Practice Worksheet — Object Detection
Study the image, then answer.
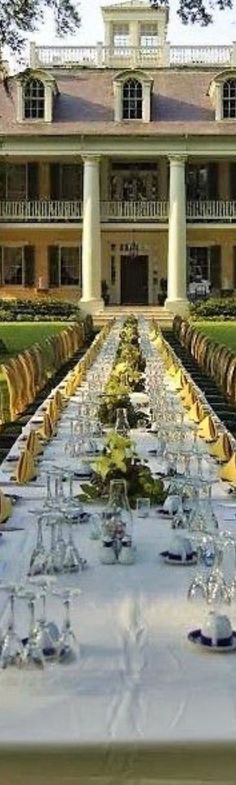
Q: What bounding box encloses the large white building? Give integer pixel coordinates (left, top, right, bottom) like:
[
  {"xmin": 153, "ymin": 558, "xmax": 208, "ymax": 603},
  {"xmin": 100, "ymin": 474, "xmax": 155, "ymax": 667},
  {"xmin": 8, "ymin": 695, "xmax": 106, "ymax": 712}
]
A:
[{"xmin": 0, "ymin": 0, "xmax": 236, "ymax": 314}]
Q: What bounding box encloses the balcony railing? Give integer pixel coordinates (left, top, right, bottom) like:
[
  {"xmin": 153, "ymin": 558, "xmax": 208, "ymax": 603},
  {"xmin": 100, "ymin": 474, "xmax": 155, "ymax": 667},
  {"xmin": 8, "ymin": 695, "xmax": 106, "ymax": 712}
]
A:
[
  {"xmin": 30, "ymin": 42, "xmax": 233, "ymax": 69},
  {"xmin": 1, "ymin": 199, "xmax": 236, "ymax": 223},
  {"xmin": 187, "ymin": 200, "xmax": 236, "ymax": 221},
  {"xmin": 100, "ymin": 200, "xmax": 169, "ymax": 221},
  {"xmin": 0, "ymin": 200, "xmax": 83, "ymax": 222}
]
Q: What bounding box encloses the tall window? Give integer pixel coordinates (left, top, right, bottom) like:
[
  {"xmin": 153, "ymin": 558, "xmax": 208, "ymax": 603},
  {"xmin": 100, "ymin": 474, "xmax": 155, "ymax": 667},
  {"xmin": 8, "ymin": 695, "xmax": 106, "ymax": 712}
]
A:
[
  {"xmin": 113, "ymin": 24, "xmax": 130, "ymax": 49},
  {"xmin": 49, "ymin": 246, "xmax": 82, "ymax": 287},
  {"xmin": 140, "ymin": 23, "xmax": 158, "ymax": 48},
  {"xmin": 122, "ymin": 79, "xmax": 142, "ymax": 120},
  {"xmin": 0, "ymin": 246, "xmax": 35, "ymax": 286},
  {"xmin": 223, "ymin": 79, "xmax": 236, "ymax": 119},
  {"xmin": 23, "ymin": 79, "xmax": 45, "ymax": 120}
]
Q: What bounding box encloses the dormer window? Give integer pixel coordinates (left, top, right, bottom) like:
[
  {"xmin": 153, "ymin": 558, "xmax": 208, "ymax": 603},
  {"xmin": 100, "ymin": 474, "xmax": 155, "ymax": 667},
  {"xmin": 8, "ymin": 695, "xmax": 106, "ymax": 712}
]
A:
[
  {"xmin": 208, "ymin": 71, "xmax": 236, "ymax": 121},
  {"xmin": 122, "ymin": 79, "xmax": 142, "ymax": 120},
  {"xmin": 114, "ymin": 70, "xmax": 152, "ymax": 123},
  {"xmin": 16, "ymin": 69, "xmax": 58, "ymax": 123},
  {"xmin": 223, "ymin": 79, "xmax": 236, "ymax": 119},
  {"xmin": 23, "ymin": 78, "xmax": 45, "ymax": 119}
]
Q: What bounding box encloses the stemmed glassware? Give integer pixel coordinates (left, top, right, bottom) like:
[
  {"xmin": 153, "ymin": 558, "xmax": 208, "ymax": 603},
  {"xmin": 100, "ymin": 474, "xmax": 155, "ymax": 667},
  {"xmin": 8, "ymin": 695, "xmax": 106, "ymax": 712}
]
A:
[
  {"xmin": 18, "ymin": 587, "xmax": 45, "ymax": 668},
  {"xmin": 53, "ymin": 588, "xmax": 80, "ymax": 663},
  {"xmin": 0, "ymin": 584, "xmax": 24, "ymax": 668}
]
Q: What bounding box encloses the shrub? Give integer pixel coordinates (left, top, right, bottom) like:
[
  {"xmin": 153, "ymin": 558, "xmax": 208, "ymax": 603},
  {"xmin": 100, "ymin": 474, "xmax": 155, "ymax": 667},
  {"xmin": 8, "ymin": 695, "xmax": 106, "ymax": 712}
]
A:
[
  {"xmin": 0, "ymin": 298, "xmax": 86, "ymax": 323},
  {"xmin": 190, "ymin": 297, "xmax": 236, "ymax": 321}
]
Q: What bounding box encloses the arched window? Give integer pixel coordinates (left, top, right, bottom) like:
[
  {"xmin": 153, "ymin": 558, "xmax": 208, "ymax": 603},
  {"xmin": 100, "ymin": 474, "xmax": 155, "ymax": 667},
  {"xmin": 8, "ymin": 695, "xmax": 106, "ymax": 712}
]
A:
[
  {"xmin": 223, "ymin": 79, "xmax": 236, "ymax": 119},
  {"xmin": 122, "ymin": 79, "xmax": 142, "ymax": 120},
  {"xmin": 23, "ymin": 79, "xmax": 45, "ymax": 119}
]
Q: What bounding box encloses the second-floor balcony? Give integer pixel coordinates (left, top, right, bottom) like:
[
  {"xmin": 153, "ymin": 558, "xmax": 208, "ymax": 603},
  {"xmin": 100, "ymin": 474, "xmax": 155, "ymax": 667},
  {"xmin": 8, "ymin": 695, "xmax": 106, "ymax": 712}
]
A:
[{"xmin": 1, "ymin": 199, "xmax": 236, "ymax": 224}]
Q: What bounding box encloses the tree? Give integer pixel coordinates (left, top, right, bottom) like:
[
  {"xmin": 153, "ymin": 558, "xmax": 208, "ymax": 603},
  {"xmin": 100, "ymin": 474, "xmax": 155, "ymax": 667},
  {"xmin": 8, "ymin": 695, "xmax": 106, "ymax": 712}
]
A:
[
  {"xmin": 150, "ymin": 0, "xmax": 233, "ymax": 26},
  {"xmin": 0, "ymin": 0, "xmax": 80, "ymax": 55}
]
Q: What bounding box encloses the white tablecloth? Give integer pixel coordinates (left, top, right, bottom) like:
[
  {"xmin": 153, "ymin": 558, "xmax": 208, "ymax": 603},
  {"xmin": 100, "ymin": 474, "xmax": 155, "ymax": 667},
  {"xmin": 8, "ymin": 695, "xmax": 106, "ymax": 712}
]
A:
[{"xmin": 1, "ymin": 376, "xmax": 236, "ymax": 783}]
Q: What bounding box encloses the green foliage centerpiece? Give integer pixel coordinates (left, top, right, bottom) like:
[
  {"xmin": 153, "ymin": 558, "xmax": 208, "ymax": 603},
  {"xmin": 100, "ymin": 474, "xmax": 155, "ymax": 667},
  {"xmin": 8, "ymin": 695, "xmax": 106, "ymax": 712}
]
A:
[{"xmin": 80, "ymin": 432, "xmax": 166, "ymax": 508}]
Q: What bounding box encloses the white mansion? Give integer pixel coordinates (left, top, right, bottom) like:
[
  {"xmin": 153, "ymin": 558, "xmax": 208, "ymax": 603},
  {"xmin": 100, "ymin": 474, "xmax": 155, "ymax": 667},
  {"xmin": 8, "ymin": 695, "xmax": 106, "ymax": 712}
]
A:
[{"xmin": 0, "ymin": 0, "xmax": 236, "ymax": 314}]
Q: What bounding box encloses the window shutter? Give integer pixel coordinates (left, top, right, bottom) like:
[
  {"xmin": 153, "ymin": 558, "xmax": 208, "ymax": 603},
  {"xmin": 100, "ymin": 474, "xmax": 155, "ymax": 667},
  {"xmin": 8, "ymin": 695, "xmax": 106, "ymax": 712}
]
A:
[
  {"xmin": 48, "ymin": 246, "xmax": 59, "ymax": 287},
  {"xmin": 28, "ymin": 163, "xmax": 39, "ymax": 199},
  {"xmin": 210, "ymin": 245, "xmax": 221, "ymax": 290},
  {"xmin": 24, "ymin": 246, "xmax": 35, "ymax": 287},
  {"xmin": 0, "ymin": 166, "xmax": 6, "ymax": 199},
  {"xmin": 233, "ymin": 247, "xmax": 236, "ymax": 289},
  {"xmin": 230, "ymin": 163, "xmax": 236, "ymax": 199},
  {"xmin": 0, "ymin": 248, "xmax": 2, "ymax": 286},
  {"xmin": 208, "ymin": 162, "xmax": 218, "ymax": 199},
  {"xmin": 50, "ymin": 164, "xmax": 60, "ymax": 199}
]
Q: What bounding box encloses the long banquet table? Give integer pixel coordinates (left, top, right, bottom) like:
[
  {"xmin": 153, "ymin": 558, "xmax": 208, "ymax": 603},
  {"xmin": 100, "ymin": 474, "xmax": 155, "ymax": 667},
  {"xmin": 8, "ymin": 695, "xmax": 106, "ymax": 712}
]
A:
[{"xmin": 0, "ymin": 324, "xmax": 236, "ymax": 783}]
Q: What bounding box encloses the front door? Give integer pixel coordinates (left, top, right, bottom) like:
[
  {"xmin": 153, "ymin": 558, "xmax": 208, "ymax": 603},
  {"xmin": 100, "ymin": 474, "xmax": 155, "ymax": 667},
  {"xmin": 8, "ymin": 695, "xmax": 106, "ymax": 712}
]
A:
[{"xmin": 120, "ymin": 255, "xmax": 148, "ymax": 304}]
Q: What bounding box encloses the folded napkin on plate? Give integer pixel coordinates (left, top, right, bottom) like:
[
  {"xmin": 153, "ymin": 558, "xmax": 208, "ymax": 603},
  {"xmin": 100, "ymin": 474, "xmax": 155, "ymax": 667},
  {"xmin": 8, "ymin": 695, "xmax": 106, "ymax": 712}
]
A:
[
  {"xmin": 25, "ymin": 429, "xmax": 43, "ymax": 456},
  {"xmin": 0, "ymin": 491, "xmax": 12, "ymax": 523},
  {"xmin": 220, "ymin": 453, "xmax": 236, "ymax": 483},
  {"xmin": 15, "ymin": 448, "xmax": 38, "ymax": 484},
  {"xmin": 180, "ymin": 383, "xmax": 197, "ymax": 410},
  {"xmin": 171, "ymin": 369, "xmax": 188, "ymax": 391},
  {"xmin": 187, "ymin": 401, "xmax": 205, "ymax": 423},
  {"xmin": 54, "ymin": 389, "xmax": 64, "ymax": 412},
  {"xmin": 197, "ymin": 414, "xmax": 218, "ymax": 442},
  {"xmin": 209, "ymin": 432, "xmax": 232, "ymax": 462},
  {"xmin": 37, "ymin": 412, "xmax": 55, "ymax": 441},
  {"xmin": 166, "ymin": 363, "xmax": 177, "ymax": 378}
]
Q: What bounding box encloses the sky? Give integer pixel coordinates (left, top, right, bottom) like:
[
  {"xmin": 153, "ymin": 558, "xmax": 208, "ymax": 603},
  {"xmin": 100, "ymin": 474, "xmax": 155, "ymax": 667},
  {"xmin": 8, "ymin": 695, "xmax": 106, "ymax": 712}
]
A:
[{"xmin": 5, "ymin": 0, "xmax": 236, "ymax": 69}]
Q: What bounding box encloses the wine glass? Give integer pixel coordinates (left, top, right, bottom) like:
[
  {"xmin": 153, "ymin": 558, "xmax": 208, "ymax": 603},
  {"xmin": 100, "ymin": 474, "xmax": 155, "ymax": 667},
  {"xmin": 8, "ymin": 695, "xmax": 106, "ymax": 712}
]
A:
[
  {"xmin": 53, "ymin": 588, "xmax": 80, "ymax": 663},
  {"xmin": 0, "ymin": 584, "xmax": 24, "ymax": 669}
]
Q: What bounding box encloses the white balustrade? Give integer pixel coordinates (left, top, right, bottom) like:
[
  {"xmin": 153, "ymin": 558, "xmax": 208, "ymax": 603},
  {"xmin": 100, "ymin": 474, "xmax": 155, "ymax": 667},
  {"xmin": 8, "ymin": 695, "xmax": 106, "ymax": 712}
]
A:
[
  {"xmin": 1, "ymin": 199, "xmax": 236, "ymax": 224},
  {"xmin": 187, "ymin": 200, "xmax": 236, "ymax": 221},
  {"xmin": 0, "ymin": 200, "xmax": 83, "ymax": 222},
  {"xmin": 170, "ymin": 45, "xmax": 231, "ymax": 66},
  {"xmin": 31, "ymin": 42, "xmax": 232, "ymax": 69},
  {"xmin": 100, "ymin": 200, "xmax": 169, "ymax": 221}
]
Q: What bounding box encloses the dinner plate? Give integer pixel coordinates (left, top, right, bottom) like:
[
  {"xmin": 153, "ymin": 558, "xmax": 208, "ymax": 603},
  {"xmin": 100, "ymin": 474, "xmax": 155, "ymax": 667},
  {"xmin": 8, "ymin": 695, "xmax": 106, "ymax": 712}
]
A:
[
  {"xmin": 188, "ymin": 629, "xmax": 236, "ymax": 652},
  {"xmin": 160, "ymin": 550, "xmax": 197, "ymax": 565}
]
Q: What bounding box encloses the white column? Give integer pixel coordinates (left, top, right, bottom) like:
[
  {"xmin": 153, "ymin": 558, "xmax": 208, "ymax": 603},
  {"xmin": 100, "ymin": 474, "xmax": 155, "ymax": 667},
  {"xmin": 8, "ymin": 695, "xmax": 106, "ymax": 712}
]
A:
[
  {"xmin": 165, "ymin": 155, "xmax": 189, "ymax": 316},
  {"xmin": 80, "ymin": 155, "xmax": 104, "ymax": 314}
]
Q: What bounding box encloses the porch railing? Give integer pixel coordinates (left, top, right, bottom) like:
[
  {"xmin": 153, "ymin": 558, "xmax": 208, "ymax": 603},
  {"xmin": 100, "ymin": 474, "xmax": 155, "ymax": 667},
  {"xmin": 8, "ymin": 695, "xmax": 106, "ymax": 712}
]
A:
[
  {"xmin": 100, "ymin": 200, "xmax": 169, "ymax": 221},
  {"xmin": 1, "ymin": 199, "xmax": 236, "ymax": 223},
  {"xmin": 187, "ymin": 200, "xmax": 236, "ymax": 221},
  {"xmin": 0, "ymin": 200, "xmax": 83, "ymax": 222}
]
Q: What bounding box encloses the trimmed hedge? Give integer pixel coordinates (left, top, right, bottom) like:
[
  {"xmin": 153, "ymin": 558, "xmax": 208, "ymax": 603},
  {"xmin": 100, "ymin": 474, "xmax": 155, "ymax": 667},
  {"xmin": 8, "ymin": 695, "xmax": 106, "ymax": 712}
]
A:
[
  {"xmin": 190, "ymin": 297, "xmax": 236, "ymax": 321},
  {"xmin": 173, "ymin": 315, "xmax": 236, "ymax": 405},
  {"xmin": 0, "ymin": 298, "xmax": 92, "ymax": 328}
]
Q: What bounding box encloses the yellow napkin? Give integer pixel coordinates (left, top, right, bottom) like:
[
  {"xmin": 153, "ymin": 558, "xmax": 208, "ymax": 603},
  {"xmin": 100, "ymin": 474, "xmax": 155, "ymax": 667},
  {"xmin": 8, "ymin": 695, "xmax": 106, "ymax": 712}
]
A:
[
  {"xmin": 197, "ymin": 415, "xmax": 218, "ymax": 442},
  {"xmin": 187, "ymin": 401, "xmax": 205, "ymax": 423},
  {"xmin": 54, "ymin": 389, "xmax": 64, "ymax": 412},
  {"xmin": 180, "ymin": 383, "xmax": 197, "ymax": 409},
  {"xmin": 38, "ymin": 413, "xmax": 54, "ymax": 441},
  {"xmin": 220, "ymin": 453, "xmax": 236, "ymax": 483},
  {"xmin": 25, "ymin": 430, "xmax": 43, "ymax": 457},
  {"xmin": 15, "ymin": 449, "xmax": 37, "ymax": 484},
  {"xmin": 167, "ymin": 363, "xmax": 178, "ymax": 378},
  {"xmin": 0, "ymin": 491, "xmax": 12, "ymax": 524},
  {"xmin": 209, "ymin": 432, "xmax": 233, "ymax": 462},
  {"xmin": 172, "ymin": 369, "xmax": 188, "ymax": 391}
]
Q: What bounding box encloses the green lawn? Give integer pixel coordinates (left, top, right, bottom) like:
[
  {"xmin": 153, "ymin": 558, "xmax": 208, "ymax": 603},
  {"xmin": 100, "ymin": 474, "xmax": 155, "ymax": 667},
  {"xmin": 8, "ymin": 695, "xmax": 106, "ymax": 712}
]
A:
[
  {"xmin": 197, "ymin": 321, "xmax": 236, "ymax": 351},
  {"xmin": 0, "ymin": 322, "xmax": 68, "ymax": 357}
]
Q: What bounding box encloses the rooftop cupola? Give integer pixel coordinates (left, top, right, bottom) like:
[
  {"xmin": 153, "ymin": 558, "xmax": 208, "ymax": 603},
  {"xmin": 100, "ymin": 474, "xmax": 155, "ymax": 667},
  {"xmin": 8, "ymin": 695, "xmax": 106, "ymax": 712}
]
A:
[{"xmin": 102, "ymin": 0, "xmax": 169, "ymax": 62}]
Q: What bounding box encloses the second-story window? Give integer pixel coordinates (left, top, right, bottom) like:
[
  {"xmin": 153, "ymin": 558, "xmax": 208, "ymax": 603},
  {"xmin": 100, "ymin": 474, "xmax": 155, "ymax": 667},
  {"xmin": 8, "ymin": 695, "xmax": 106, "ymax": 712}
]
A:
[
  {"xmin": 122, "ymin": 79, "xmax": 142, "ymax": 120},
  {"xmin": 23, "ymin": 79, "xmax": 45, "ymax": 120},
  {"xmin": 223, "ymin": 79, "xmax": 236, "ymax": 119}
]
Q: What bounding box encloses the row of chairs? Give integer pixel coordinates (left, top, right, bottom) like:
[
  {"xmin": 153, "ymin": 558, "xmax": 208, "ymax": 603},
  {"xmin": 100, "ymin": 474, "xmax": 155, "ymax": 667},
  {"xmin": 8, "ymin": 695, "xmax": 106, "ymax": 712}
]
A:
[
  {"xmin": 173, "ymin": 316, "xmax": 236, "ymax": 405},
  {"xmin": 0, "ymin": 323, "xmax": 85, "ymax": 423}
]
